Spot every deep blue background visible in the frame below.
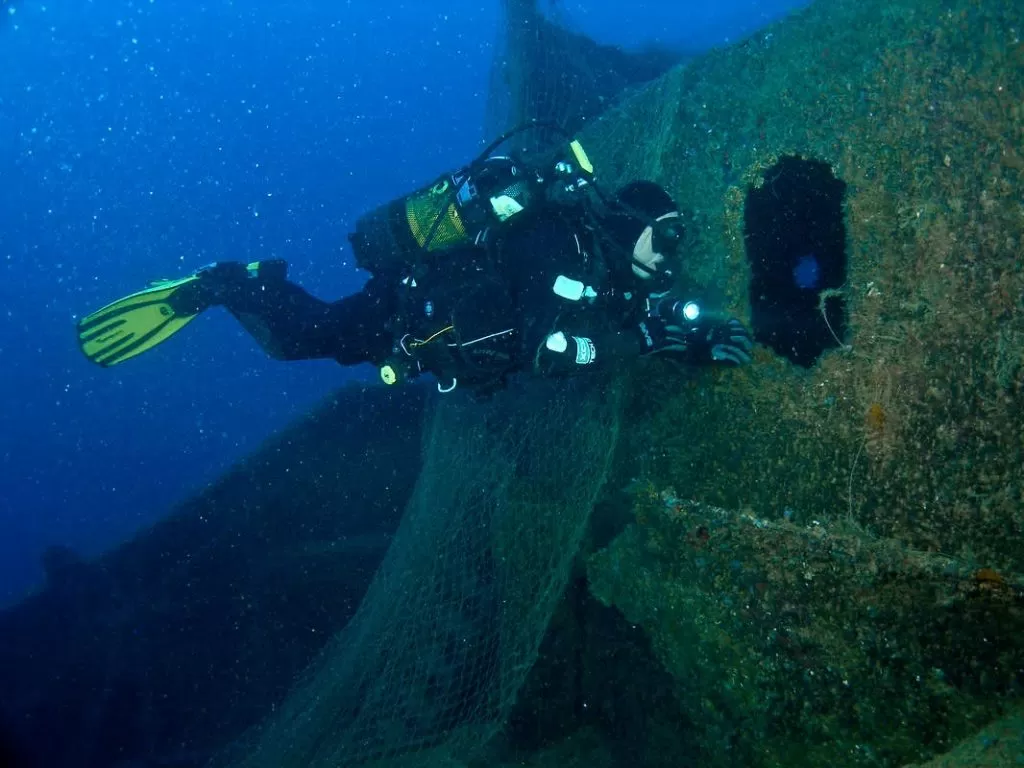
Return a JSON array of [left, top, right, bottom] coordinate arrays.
[[0, 0, 808, 606]]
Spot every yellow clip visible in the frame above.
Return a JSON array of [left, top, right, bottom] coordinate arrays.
[[569, 140, 594, 175]]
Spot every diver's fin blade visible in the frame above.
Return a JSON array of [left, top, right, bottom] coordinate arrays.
[[87, 275, 200, 315], [79, 310, 199, 367], [76, 276, 203, 367]]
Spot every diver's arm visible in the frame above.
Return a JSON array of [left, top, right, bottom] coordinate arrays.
[[532, 324, 644, 376], [532, 298, 754, 376], [194, 261, 396, 365]]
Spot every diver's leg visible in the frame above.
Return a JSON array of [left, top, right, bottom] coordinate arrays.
[[225, 274, 397, 365]]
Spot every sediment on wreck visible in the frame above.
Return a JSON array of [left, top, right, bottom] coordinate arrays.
[[562, 0, 1023, 764], [583, 0, 1022, 559]]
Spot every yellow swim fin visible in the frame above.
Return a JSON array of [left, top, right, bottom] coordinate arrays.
[[76, 275, 205, 367]]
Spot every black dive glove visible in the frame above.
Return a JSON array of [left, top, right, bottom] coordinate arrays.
[[637, 298, 753, 366], [169, 260, 287, 314]]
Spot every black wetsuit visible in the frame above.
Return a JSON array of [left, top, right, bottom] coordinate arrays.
[[220, 205, 655, 391]]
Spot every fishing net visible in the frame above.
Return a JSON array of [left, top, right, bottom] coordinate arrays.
[[213, 5, 664, 763], [486, 0, 683, 153], [224, 376, 622, 768]]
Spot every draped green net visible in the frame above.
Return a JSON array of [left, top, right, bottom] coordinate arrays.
[[221, 377, 622, 767], [486, 0, 683, 152], [210, 4, 681, 762]]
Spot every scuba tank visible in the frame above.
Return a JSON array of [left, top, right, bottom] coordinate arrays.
[[348, 123, 596, 279], [348, 156, 542, 278]]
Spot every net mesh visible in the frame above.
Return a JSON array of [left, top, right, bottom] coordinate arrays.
[[223, 377, 622, 768], [486, 0, 683, 154], [213, 5, 671, 763]]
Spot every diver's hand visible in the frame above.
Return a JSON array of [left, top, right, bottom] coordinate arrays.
[[701, 317, 754, 366], [648, 297, 753, 366], [636, 314, 753, 365], [635, 316, 693, 356]]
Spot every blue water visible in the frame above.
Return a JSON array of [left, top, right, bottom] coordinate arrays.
[[793, 253, 821, 290], [0, 0, 809, 606]]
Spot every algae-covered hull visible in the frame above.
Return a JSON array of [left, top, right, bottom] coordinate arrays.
[[573, 0, 1023, 764]]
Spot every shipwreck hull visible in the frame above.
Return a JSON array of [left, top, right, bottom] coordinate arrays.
[[571, 0, 1023, 764], [0, 386, 427, 768], [0, 0, 1021, 766]]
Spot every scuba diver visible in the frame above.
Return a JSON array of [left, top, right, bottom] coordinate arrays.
[[76, 130, 753, 393]]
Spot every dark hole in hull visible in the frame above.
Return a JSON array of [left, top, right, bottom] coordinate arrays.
[[744, 155, 848, 367]]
